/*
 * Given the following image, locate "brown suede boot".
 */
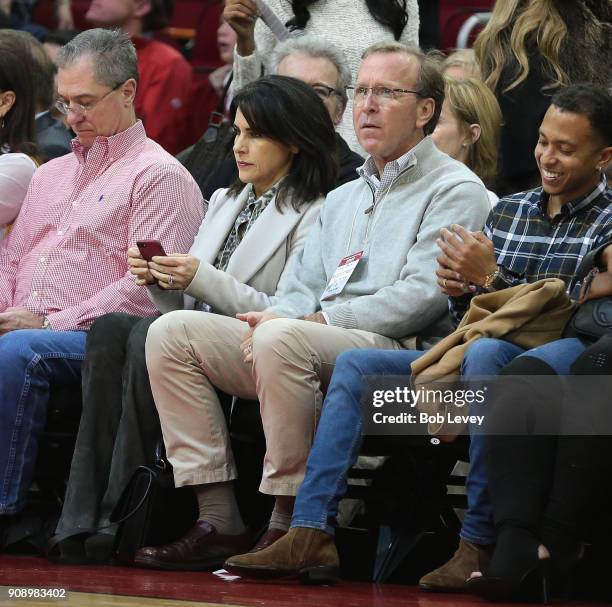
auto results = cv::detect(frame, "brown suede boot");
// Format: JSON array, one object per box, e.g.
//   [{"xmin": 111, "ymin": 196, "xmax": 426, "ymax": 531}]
[
  {"xmin": 224, "ymin": 527, "xmax": 340, "ymax": 584},
  {"xmin": 419, "ymin": 538, "xmax": 494, "ymax": 592}
]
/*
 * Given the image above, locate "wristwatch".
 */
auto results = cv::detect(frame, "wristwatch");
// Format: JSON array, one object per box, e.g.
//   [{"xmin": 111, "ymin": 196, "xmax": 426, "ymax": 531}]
[
  {"xmin": 483, "ymin": 267, "xmax": 505, "ymax": 292},
  {"xmin": 41, "ymin": 316, "xmax": 51, "ymax": 330}
]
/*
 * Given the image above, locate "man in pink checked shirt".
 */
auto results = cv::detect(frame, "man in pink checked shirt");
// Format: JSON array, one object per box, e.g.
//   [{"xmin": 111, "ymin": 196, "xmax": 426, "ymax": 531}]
[{"xmin": 0, "ymin": 28, "xmax": 204, "ymax": 525}]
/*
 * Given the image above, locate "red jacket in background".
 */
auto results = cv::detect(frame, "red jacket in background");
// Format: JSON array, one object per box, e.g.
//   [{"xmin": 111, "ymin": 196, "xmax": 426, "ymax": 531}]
[{"xmin": 134, "ymin": 36, "xmax": 193, "ymax": 155}]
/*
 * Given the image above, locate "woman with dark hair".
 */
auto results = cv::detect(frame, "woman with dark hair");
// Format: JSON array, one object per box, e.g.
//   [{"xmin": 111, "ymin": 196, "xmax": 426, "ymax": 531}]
[
  {"xmin": 50, "ymin": 75, "xmax": 337, "ymax": 565},
  {"xmin": 224, "ymin": 0, "xmax": 419, "ymax": 152},
  {"xmin": 0, "ymin": 30, "xmax": 38, "ymax": 240}
]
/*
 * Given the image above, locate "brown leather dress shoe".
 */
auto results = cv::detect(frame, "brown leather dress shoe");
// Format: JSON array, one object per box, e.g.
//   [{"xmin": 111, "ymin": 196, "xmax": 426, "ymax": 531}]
[
  {"xmin": 224, "ymin": 527, "xmax": 340, "ymax": 584},
  {"xmin": 134, "ymin": 520, "xmax": 252, "ymax": 571},
  {"xmin": 251, "ymin": 527, "xmax": 286, "ymax": 553},
  {"xmin": 418, "ymin": 538, "xmax": 494, "ymax": 592}
]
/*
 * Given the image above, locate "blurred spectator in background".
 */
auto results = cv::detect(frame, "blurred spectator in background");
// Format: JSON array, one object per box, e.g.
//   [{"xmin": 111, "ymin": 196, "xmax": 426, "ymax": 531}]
[
  {"xmin": 85, "ymin": 0, "xmax": 193, "ymax": 154},
  {"xmin": 0, "ymin": 30, "xmax": 38, "ymax": 241},
  {"xmin": 443, "ymin": 48, "xmax": 481, "ymax": 80},
  {"xmin": 211, "ymin": 18, "xmax": 237, "ymax": 114},
  {"xmin": 475, "ymin": 0, "xmax": 612, "ymax": 196},
  {"xmin": 188, "ymin": 15, "xmax": 237, "ymax": 147},
  {"xmin": 42, "ymin": 28, "xmax": 78, "ymax": 62},
  {"xmin": 6, "ymin": 29, "xmax": 73, "ymax": 160},
  {"xmin": 0, "ymin": 0, "xmax": 74, "ymax": 36},
  {"xmin": 432, "ymin": 77, "xmax": 502, "ymax": 204},
  {"xmin": 224, "ymin": 0, "xmax": 420, "ymax": 153},
  {"xmin": 272, "ymin": 36, "xmax": 363, "ymax": 184}
]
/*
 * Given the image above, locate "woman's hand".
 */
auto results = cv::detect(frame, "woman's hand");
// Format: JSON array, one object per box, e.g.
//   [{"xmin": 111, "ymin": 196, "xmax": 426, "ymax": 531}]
[
  {"xmin": 149, "ymin": 254, "xmax": 200, "ymax": 290},
  {"xmin": 127, "ymin": 246, "xmax": 156, "ymax": 286},
  {"xmin": 579, "ymin": 269, "xmax": 612, "ymax": 304},
  {"xmin": 223, "ymin": 0, "xmax": 258, "ymax": 56}
]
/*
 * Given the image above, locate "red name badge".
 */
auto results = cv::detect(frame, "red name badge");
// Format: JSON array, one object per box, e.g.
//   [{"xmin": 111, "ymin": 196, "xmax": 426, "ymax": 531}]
[{"xmin": 320, "ymin": 251, "xmax": 364, "ymax": 301}]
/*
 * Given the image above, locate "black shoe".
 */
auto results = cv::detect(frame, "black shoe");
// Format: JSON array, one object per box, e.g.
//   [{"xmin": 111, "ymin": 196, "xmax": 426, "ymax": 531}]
[
  {"xmin": 467, "ymin": 558, "xmax": 552, "ymax": 603},
  {"xmin": 84, "ymin": 533, "xmax": 115, "ymax": 564},
  {"xmin": 47, "ymin": 532, "xmax": 117, "ymax": 566}
]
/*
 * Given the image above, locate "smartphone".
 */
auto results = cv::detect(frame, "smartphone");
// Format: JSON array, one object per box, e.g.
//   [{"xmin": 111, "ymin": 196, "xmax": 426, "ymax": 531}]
[{"xmin": 136, "ymin": 239, "xmax": 167, "ymax": 261}]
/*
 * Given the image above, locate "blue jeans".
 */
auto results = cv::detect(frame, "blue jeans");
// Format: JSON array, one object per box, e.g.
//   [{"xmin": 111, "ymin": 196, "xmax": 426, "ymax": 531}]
[
  {"xmin": 0, "ymin": 329, "xmax": 86, "ymax": 515},
  {"xmin": 292, "ymin": 348, "xmax": 424, "ymax": 534},
  {"xmin": 459, "ymin": 337, "xmax": 587, "ymax": 545},
  {"xmin": 291, "ymin": 338, "xmax": 587, "ymax": 539}
]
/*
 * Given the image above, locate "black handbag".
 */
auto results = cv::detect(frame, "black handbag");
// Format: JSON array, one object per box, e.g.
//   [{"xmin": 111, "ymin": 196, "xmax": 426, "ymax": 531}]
[
  {"xmin": 563, "ymin": 240, "xmax": 612, "ymax": 342},
  {"xmin": 109, "ymin": 442, "xmax": 197, "ymax": 564},
  {"xmin": 181, "ymin": 74, "xmax": 236, "ymax": 198},
  {"xmin": 564, "ymin": 297, "xmax": 612, "ymax": 342}
]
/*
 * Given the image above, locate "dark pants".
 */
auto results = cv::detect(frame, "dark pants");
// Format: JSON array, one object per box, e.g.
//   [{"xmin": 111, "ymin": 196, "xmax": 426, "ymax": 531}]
[
  {"xmin": 486, "ymin": 335, "xmax": 612, "ymax": 557},
  {"xmin": 55, "ymin": 313, "xmax": 161, "ymax": 538}
]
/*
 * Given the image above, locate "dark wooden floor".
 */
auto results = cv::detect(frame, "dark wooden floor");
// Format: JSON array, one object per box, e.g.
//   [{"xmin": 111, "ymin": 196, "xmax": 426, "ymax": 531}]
[{"xmin": 1, "ymin": 556, "xmax": 609, "ymax": 607}]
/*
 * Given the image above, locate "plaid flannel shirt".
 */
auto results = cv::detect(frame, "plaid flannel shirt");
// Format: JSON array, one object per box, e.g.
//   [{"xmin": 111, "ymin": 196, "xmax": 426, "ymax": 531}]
[{"xmin": 449, "ymin": 177, "xmax": 612, "ymax": 326}]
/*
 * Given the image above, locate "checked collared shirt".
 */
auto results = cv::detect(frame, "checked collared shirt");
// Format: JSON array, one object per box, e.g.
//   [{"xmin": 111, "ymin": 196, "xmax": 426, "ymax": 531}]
[
  {"xmin": 0, "ymin": 120, "xmax": 204, "ymax": 331},
  {"xmin": 450, "ymin": 177, "xmax": 612, "ymax": 325}
]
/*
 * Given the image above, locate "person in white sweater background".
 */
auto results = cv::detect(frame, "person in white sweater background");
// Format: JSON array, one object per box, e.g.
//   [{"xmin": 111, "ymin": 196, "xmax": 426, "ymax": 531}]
[{"xmin": 224, "ymin": 0, "xmax": 420, "ymax": 153}]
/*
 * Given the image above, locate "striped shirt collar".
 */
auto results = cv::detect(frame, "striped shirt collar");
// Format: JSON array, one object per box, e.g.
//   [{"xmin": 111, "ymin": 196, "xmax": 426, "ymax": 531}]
[{"xmin": 536, "ymin": 175, "xmax": 608, "ymax": 218}]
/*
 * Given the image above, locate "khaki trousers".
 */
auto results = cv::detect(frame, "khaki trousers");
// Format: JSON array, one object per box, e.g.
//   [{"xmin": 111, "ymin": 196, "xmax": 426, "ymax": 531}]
[{"xmin": 145, "ymin": 311, "xmax": 402, "ymax": 495}]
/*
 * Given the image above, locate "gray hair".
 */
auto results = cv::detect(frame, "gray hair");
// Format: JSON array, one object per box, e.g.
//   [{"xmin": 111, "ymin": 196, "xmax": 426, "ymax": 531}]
[
  {"xmin": 270, "ymin": 34, "xmax": 351, "ymax": 108},
  {"xmin": 56, "ymin": 28, "xmax": 138, "ymax": 87}
]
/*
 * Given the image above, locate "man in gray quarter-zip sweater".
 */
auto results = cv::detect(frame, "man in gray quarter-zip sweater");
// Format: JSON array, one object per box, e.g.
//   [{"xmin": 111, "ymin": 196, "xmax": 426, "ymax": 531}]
[{"xmin": 141, "ymin": 43, "xmax": 491, "ymax": 570}]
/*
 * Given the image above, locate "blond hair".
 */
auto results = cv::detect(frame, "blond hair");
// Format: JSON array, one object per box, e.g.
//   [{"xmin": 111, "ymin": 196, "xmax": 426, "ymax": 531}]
[
  {"xmin": 444, "ymin": 77, "xmax": 502, "ymax": 187},
  {"xmin": 443, "ymin": 49, "xmax": 481, "ymax": 79},
  {"xmin": 474, "ymin": 0, "xmax": 569, "ymax": 93}
]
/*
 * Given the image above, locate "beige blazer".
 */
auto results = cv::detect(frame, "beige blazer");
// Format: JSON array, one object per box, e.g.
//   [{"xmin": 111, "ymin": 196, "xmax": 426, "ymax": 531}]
[{"xmin": 148, "ymin": 186, "xmax": 323, "ymax": 317}]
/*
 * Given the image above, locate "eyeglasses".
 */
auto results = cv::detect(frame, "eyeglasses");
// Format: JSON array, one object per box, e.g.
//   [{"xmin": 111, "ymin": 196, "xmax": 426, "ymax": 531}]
[
  {"xmin": 346, "ymin": 86, "xmax": 421, "ymax": 103},
  {"xmin": 311, "ymin": 83, "xmax": 341, "ymax": 100},
  {"xmin": 55, "ymin": 82, "xmax": 124, "ymax": 117}
]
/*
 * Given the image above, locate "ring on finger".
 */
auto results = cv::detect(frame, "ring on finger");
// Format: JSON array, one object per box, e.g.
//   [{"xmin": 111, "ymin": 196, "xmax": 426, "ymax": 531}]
[
  {"xmin": 167, "ymin": 273, "xmax": 174, "ymax": 286},
  {"xmin": 443, "ymin": 279, "xmax": 447, "ymax": 288}
]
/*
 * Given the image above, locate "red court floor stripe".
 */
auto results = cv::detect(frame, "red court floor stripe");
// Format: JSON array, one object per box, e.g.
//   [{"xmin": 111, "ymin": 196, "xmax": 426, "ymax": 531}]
[{"xmin": 0, "ymin": 556, "xmax": 607, "ymax": 607}]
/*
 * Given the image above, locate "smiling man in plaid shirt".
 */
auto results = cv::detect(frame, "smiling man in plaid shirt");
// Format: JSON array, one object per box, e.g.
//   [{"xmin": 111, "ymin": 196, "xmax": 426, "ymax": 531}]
[
  {"xmin": 0, "ymin": 29, "xmax": 204, "ymax": 525},
  {"xmin": 421, "ymin": 83, "xmax": 612, "ymax": 591}
]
